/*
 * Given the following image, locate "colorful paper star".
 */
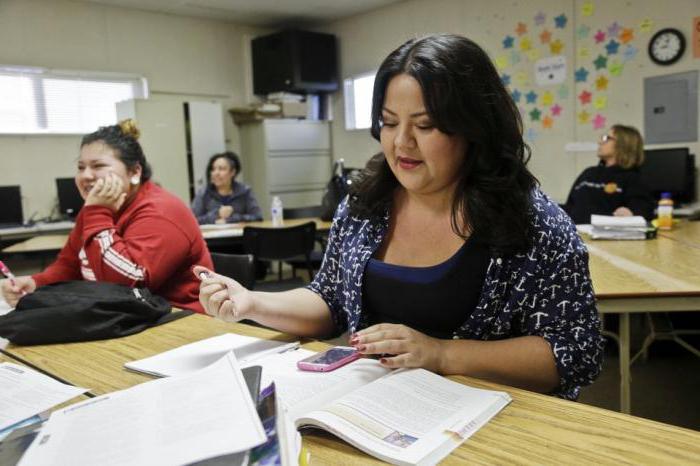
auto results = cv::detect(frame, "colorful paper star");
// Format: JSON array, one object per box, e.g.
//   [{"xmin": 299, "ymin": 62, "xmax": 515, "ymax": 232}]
[
  {"xmin": 581, "ymin": 1, "xmax": 594, "ymax": 16},
  {"xmin": 494, "ymin": 55, "xmax": 509, "ymax": 70},
  {"xmin": 592, "ymin": 113, "xmax": 606, "ymax": 130},
  {"xmin": 607, "ymin": 22, "xmax": 621, "ymax": 38},
  {"xmin": 520, "ymin": 37, "xmax": 532, "ymax": 51},
  {"xmin": 593, "ymin": 55, "xmax": 608, "ymax": 70},
  {"xmin": 622, "ymin": 45, "xmax": 638, "ymax": 62},
  {"xmin": 534, "ymin": 11, "xmax": 546, "ymax": 26},
  {"xmin": 525, "ymin": 127, "xmax": 538, "ymax": 143},
  {"xmin": 510, "ymin": 50, "xmax": 521, "ymax": 65},
  {"xmin": 578, "ymin": 47, "xmax": 590, "ymax": 59},
  {"xmin": 526, "ymin": 49, "xmax": 540, "ymax": 61},
  {"xmin": 530, "ymin": 108, "xmax": 542, "ymax": 121},
  {"xmin": 619, "ymin": 28, "xmax": 634, "ymax": 44},
  {"xmin": 575, "ymin": 67, "xmax": 589, "ymax": 82},
  {"xmin": 640, "ymin": 19, "xmax": 653, "ymax": 33},
  {"xmin": 595, "ymin": 75, "xmax": 609, "ymax": 91},
  {"xmin": 503, "ymin": 35, "xmax": 515, "ymax": 49},
  {"xmin": 609, "ymin": 60, "xmax": 624, "ymax": 76},
  {"xmin": 593, "ymin": 95, "xmax": 608, "ymax": 110},
  {"xmin": 578, "ymin": 90, "xmax": 592, "ymax": 105},
  {"xmin": 551, "ymin": 104, "xmax": 563, "ymax": 116},
  {"xmin": 605, "ymin": 40, "xmax": 620, "ymax": 55},
  {"xmin": 542, "ymin": 115, "xmax": 553, "ymax": 129},
  {"xmin": 550, "ymin": 39, "xmax": 564, "ymax": 55},
  {"xmin": 526, "ymin": 91, "xmax": 538, "ymax": 104},
  {"xmin": 516, "ymin": 22, "xmax": 528, "ymax": 36},
  {"xmin": 539, "ymin": 29, "xmax": 552, "ymax": 44},
  {"xmin": 577, "ymin": 24, "xmax": 591, "ymax": 39},
  {"xmin": 541, "ymin": 91, "xmax": 554, "ymax": 106},
  {"xmin": 554, "ymin": 14, "xmax": 567, "ymax": 29},
  {"xmin": 558, "ymin": 85, "xmax": 569, "ymax": 99},
  {"xmin": 578, "ymin": 110, "xmax": 591, "ymax": 124},
  {"xmin": 515, "ymin": 71, "xmax": 529, "ymax": 86},
  {"xmin": 594, "ymin": 30, "xmax": 606, "ymax": 44},
  {"xmin": 511, "ymin": 89, "xmax": 522, "ymax": 103},
  {"xmin": 501, "ymin": 74, "xmax": 511, "ymax": 86}
]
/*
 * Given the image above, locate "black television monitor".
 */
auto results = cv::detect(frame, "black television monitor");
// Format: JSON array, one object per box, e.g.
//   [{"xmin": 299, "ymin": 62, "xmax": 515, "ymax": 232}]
[
  {"xmin": 56, "ymin": 178, "xmax": 84, "ymax": 219},
  {"xmin": 0, "ymin": 185, "xmax": 23, "ymax": 227},
  {"xmin": 639, "ymin": 148, "xmax": 696, "ymax": 205}
]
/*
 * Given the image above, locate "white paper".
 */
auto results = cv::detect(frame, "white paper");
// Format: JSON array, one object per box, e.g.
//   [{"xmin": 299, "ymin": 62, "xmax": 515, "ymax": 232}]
[
  {"xmin": 590, "ymin": 214, "xmax": 647, "ymax": 228},
  {"xmin": 19, "ymin": 352, "xmax": 266, "ymax": 466},
  {"xmin": 125, "ymin": 333, "xmax": 299, "ymax": 377},
  {"xmin": 0, "ymin": 363, "xmax": 87, "ymax": 432},
  {"xmin": 534, "ymin": 55, "xmax": 566, "ymax": 85}
]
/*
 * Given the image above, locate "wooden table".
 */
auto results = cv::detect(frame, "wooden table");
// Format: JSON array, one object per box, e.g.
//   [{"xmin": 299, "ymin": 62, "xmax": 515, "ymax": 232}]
[
  {"xmin": 5, "ymin": 313, "xmax": 700, "ymax": 465},
  {"xmin": 585, "ymin": 222, "xmax": 700, "ymax": 414}
]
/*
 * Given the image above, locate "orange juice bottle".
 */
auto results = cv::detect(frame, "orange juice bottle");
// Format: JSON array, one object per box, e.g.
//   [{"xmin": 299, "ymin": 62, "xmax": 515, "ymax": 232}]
[{"xmin": 657, "ymin": 192, "xmax": 674, "ymax": 230}]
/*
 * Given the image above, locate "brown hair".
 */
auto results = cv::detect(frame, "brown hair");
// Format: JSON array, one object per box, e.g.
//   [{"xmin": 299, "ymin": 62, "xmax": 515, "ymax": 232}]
[{"xmin": 612, "ymin": 124, "xmax": 644, "ymax": 169}]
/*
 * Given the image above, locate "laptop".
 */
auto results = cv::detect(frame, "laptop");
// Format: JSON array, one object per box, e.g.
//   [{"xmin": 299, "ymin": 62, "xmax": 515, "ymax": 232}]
[{"xmin": 0, "ymin": 186, "xmax": 23, "ymax": 228}]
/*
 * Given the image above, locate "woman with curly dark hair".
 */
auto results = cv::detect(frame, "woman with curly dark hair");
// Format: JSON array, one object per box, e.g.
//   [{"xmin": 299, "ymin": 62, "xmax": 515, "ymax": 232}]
[{"xmin": 197, "ymin": 34, "xmax": 603, "ymax": 400}]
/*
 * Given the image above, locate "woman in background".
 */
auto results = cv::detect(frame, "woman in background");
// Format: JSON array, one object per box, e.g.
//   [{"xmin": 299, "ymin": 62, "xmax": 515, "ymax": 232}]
[
  {"xmin": 1, "ymin": 119, "xmax": 212, "ymax": 312},
  {"xmin": 191, "ymin": 151, "xmax": 263, "ymax": 224},
  {"xmin": 564, "ymin": 124, "xmax": 654, "ymax": 224}
]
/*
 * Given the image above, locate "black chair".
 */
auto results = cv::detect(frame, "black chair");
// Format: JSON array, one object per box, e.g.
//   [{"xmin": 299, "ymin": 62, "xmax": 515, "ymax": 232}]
[
  {"xmin": 210, "ymin": 253, "xmax": 256, "ymax": 290},
  {"xmin": 243, "ymin": 221, "xmax": 316, "ymax": 291},
  {"xmin": 282, "ymin": 206, "xmax": 326, "ymax": 277}
]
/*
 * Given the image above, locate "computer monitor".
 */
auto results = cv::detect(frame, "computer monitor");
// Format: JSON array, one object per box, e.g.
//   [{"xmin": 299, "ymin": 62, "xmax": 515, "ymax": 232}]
[
  {"xmin": 56, "ymin": 178, "xmax": 84, "ymax": 219},
  {"xmin": 0, "ymin": 185, "xmax": 23, "ymax": 227},
  {"xmin": 639, "ymin": 148, "xmax": 696, "ymax": 205}
]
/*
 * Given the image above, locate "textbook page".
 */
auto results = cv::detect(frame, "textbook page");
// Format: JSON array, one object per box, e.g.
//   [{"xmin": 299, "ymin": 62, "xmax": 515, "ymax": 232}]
[
  {"xmin": 19, "ymin": 352, "xmax": 266, "ymax": 466},
  {"xmin": 125, "ymin": 333, "xmax": 299, "ymax": 377},
  {"xmin": 0, "ymin": 363, "xmax": 87, "ymax": 432},
  {"xmin": 296, "ymin": 368, "xmax": 511, "ymax": 466}
]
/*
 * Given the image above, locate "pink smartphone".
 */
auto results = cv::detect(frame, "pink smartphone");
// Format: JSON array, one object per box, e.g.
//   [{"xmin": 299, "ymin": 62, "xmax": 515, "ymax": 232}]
[{"xmin": 297, "ymin": 346, "xmax": 361, "ymax": 372}]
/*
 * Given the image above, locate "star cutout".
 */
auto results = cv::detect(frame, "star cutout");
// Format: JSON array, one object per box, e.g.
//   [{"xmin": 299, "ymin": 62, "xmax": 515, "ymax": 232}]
[
  {"xmin": 515, "ymin": 71, "xmax": 529, "ymax": 86},
  {"xmin": 542, "ymin": 115, "xmax": 553, "ymax": 129},
  {"xmin": 578, "ymin": 90, "xmax": 592, "ymax": 105},
  {"xmin": 593, "ymin": 55, "xmax": 608, "ymax": 70},
  {"xmin": 595, "ymin": 75, "xmax": 609, "ymax": 91},
  {"xmin": 592, "ymin": 113, "xmax": 606, "ymax": 130},
  {"xmin": 594, "ymin": 95, "xmax": 607, "ymax": 110},
  {"xmin": 511, "ymin": 89, "xmax": 522, "ymax": 103},
  {"xmin": 541, "ymin": 91, "xmax": 554, "ymax": 106},
  {"xmin": 550, "ymin": 39, "xmax": 564, "ymax": 55},
  {"xmin": 640, "ymin": 19, "xmax": 653, "ymax": 33},
  {"xmin": 525, "ymin": 127, "xmax": 538, "ymax": 143},
  {"xmin": 520, "ymin": 37, "xmax": 532, "ymax": 51},
  {"xmin": 530, "ymin": 108, "xmax": 542, "ymax": 121},
  {"xmin": 534, "ymin": 11, "xmax": 546, "ymax": 26},
  {"xmin": 516, "ymin": 22, "xmax": 528, "ymax": 36},
  {"xmin": 554, "ymin": 14, "xmax": 567, "ymax": 29},
  {"xmin": 539, "ymin": 29, "xmax": 552, "ymax": 44},
  {"xmin": 609, "ymin": 60, "xmax": 624, "ymax": 76},
  {"xmin": 619, "ymin": 28, "xmax": 634, "ymax": 44},
  {"xmin": 558, "ymin": 85, "xmax": 569, "ymax": 99},
  {"xmin": 501, "ymin": 74, "xmax": 511, "ymax": 86},
  {"xmin": 577, "ymin": 24, "xmax": 590, "ymax": 39},
  {"xmin": 578, "ymin": 47, "xmax": 590, "ymax": 59},
  {"xmin": 503, "ymin": 35, "xmax": 515, "ymax": 49},
  {"xmin": 527, "ymin": 49, "xmax": 540, "ymax": 61},
  {"xmin": 494, "ymin": 55, "xmax": 509, "ymax": 70},
  {"xmin": 510, "ymin": 50, "xmax": 521, "ymax": 65},
  {"xmin": 607, "ymin": 22, "xmax": 621, "ymax": 37},
  {"xmin": 551, "ymin": 104, "xmax": 563, "ymax": 116},
  {"xmin": 526, "ymin": 91, "xmax": 538, "ymax": 104},
  {"xmin": 605, "ymin": 40, "xmax": 620, "ymax": 55},
  {"xmin": 594, "ymin": 30, "xmax": 606, "ymax": 44},
  {"xmin": 578, "ymin": 110, "xmax": 591, "ymax": 124},
  {"xmin": 581, "ymin": 1, "xmax": 594, "ymax": 16},
  {"xmin": 575, "ymin": 67, "xmax": 589, "ymax": 82}
]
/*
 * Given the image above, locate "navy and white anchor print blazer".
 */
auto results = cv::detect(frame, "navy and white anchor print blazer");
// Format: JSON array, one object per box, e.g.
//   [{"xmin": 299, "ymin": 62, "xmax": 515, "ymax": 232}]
[{"xmin": 307, "ymin": 189, "xmax": 604, "ymax": 400}]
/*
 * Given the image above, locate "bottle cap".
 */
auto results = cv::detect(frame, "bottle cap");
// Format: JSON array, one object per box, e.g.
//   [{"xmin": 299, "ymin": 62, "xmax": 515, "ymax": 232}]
[{"xmin": 660, "ymin": 192, "xmax": 672, "ymax": 199}]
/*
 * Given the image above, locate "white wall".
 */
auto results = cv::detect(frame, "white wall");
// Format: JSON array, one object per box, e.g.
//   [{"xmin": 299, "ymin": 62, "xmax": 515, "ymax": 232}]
[
  {"xmin": 0, "ymin": 0, "xmax": 264, "ymax": 218},
  {"xmin": 319, "ymin": 0, "xmax": 700, "ymax": 202}
]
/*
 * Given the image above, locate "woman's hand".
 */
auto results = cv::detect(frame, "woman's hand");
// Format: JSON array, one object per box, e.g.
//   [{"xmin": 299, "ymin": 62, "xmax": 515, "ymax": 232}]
[
  {"xmin": 613, "ymin": 206, "xmax": 633, "ymax": 217},
  {"xmin": 218, "ymin": 205, "xmax": 234, "ymax": 220},
  {"xmin": 84, "ymin": 172, "xmax": 127, "ymax": 212},
  {"xmin": 194, "ymin": 266, "xmax": 255, "ymax": 322},
  {"xmin": 1, "ymin": 276, "xmax": 37, "ymax": 307},
  {"xmin": 351, "ymin": 323, "xmax": 446, "ymax": 373}
]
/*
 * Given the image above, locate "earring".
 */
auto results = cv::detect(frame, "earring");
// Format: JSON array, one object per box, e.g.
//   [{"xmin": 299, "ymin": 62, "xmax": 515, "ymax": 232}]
[{"xmin": 130, "ymin": 176, "xmax": 140, "ymax": 185}]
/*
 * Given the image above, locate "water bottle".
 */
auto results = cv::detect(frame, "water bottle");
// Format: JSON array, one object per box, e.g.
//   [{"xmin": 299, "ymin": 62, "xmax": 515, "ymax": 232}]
[
  {"xmin": 271, "ymin": 196, "xmax": 284, "ymax": 227},
  {"xmin": 657, "ymin": 192, "xmax": 674, "ymax": 230}
]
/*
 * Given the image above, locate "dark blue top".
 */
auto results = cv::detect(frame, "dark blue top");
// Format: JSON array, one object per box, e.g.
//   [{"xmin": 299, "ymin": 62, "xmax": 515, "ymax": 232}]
[
  {"xmin": 191, "ymin": 181, "xmax": 263, "ymax": 224},
  {"xmin": 307, "ymin": 189, "xmax": 604, "ymax": 400}
]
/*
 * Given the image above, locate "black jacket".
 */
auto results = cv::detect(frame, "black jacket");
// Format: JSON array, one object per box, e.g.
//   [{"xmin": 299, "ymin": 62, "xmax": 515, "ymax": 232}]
[{"xmin": 564, "ymin": 163, "xmax": 655, "ymax": 224}]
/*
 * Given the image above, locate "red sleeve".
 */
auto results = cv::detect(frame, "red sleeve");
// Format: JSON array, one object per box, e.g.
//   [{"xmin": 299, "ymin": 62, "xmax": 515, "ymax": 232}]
[
  {"xmin": 32, "ymin": 226, "xmax": 83, "ymax": 287},
  {"xmin": 80, "ymin": 205, "xmax": 192, "ymax": 290}
]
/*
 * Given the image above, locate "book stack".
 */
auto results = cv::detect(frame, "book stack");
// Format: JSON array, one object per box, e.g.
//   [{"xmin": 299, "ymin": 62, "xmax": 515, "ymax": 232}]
[{"xmin": 590, "ymin": 214, "xmax": 651, "ymax": 240}]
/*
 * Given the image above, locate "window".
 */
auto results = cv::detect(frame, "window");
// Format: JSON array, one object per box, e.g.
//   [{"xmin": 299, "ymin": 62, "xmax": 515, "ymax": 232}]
[
  {"xmin": 343, "ymin": 72, "xmax": 375, "ymax": 130},
  {"xmin": 0, "ymin": 66, "xmax": 148, "ymax": 134}
]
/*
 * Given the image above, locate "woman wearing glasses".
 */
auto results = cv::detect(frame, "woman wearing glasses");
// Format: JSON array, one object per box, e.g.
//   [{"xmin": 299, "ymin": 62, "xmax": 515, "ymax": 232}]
[{"xmin": 564, "ymin": 124, "xmax": 654, "ymax": 224}]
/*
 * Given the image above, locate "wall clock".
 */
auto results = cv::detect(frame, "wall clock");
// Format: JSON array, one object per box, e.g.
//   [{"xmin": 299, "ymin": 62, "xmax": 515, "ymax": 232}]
[{"xmin": 648, "ymin": 28, "xmax": 686, "ymax": 65}]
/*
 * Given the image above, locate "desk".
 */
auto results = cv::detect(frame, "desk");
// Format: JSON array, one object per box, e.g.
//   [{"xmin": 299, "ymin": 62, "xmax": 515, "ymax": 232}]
[
  {"xmin": 0, "ymin": 221, "xmax": 75, "ymax": 242},
  {"xmin": 5, "ymin": 313, "xmax": 700, "ymax": 465},
  {"xmin": 585, "ymin": 228, "xmax": 700, "ymax": 414}
]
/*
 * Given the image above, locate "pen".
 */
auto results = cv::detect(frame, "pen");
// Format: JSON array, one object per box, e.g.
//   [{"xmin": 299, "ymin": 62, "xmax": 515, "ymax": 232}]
[{"xmin": 0, "ymin": 260, "xmax": 27, "ymax": 296}]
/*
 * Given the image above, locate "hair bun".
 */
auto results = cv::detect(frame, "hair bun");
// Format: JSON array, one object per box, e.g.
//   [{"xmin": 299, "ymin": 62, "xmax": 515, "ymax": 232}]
[{"xmin": 118, "ymin": 119, "xmax": 141, "ymax": 140}]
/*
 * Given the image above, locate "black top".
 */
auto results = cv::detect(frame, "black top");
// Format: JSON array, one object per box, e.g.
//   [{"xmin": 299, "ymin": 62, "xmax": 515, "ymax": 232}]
[
  {"xmin": 564, "ymin": 162, "xmax": 655, "ymax": 224},
  {"xmin": 362, "ymin": 236, "xmax": 490, "ymax": 339}
]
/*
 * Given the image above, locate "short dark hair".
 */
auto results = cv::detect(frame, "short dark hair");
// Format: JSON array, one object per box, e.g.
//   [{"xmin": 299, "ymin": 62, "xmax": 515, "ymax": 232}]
[
  {"xmin": 80, "ymin": 119, "xmax": 152, "ymax": 182},
  {"xmin": 206, "ymin": 151, "xmax": 241, "ymax": 184},
  {"xmin": 350, "ymin": 34, "xmax": 538, "ymax": 254}
]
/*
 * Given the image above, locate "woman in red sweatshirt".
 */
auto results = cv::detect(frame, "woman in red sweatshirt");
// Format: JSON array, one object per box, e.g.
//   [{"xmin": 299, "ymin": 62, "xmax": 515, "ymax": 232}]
[{"xmin": 1, "ymin": 119, "xmax": 213, "ymax": 312}]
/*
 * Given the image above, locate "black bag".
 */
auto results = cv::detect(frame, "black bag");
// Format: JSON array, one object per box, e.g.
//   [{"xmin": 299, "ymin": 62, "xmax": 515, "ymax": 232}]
[
  {"xmin": 320, "ymin": 159, "xmax": 353, "ymax": 221},
  {"xmin": 0, "ymin": 281, "xmax": 193, "ymax": 345}
]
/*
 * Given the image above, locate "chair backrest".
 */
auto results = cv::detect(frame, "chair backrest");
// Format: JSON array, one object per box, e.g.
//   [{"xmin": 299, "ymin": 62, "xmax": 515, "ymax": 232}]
[
  {"xmin": 210, "ymin": 253, "xmax": 256, "ymax": 290},
  {"xmin": 283, "ymin": 205, "xmax": 322, "ymax": 219},
  {"xmin": 243, "ymin": 221, "xmax": 316, "ymax": 263}
]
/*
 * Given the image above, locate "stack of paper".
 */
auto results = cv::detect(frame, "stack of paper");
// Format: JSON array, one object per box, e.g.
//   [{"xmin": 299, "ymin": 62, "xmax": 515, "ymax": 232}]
[{"xmin": 589, "ymin": 215, "xmax": 649, "ymax": 240}]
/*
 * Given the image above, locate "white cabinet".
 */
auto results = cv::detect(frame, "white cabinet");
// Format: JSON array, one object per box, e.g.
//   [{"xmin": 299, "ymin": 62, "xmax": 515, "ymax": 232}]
[{"xmin": 239, "ymin": 119, "xmax": 331, "ymax": 218}]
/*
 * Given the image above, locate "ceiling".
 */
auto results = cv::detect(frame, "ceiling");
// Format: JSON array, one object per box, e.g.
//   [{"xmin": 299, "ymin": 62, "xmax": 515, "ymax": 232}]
[{"xmin": 81, "ymin": 0, "xmax": 404, "ymax": 27}]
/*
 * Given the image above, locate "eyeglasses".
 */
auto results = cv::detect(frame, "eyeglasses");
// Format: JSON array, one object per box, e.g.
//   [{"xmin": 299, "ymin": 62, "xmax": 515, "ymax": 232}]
[{"xmin": 600, "ymin": 134, "xmax": 616, "ymax": 143}]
